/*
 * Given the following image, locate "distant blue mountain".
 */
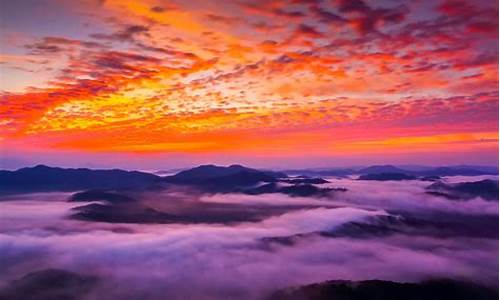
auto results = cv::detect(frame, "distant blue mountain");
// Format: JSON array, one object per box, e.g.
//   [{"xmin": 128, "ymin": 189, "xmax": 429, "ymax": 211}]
[
  {"xmin": 163, "ymin": 164, "xmax": 287, "ymax": 187},
  {"xmin": 0, "ymin": 165, "xmax": 162, "ymax": 193},
  {"xmin": 358, "ymin": 173, "xmax": 417, "ymax": 181},
  {"xmin": 281, "ymin": 168, "xmax": 357, "ymax": 177},
  {"xmin": 283, "ymin": 164, "xmax": 498, "ymax": 177},
  {"xmin": 358, "ymin": 165, "xmax": 409, "ymax": 174},
  {"xmin": 415, "ymin": 167, "xmax": 497, "ymax": 176},
  {"xmin": 1, "ymin": 163, "xmax": 496, "ymax": 194},
  {"xmin": 0, "ymin": 164, "xmax": 287, "ymax": 194}
]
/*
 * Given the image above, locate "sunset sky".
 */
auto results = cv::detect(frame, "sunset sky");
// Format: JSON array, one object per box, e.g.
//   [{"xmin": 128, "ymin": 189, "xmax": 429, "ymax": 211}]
[{"xmin": 0, "ymin": 0, "xmax": 498, "ymax": 169}]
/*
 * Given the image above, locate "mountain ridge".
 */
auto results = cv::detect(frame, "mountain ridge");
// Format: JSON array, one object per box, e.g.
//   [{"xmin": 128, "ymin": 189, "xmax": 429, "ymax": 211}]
[{"xmin": 1, "ymin": 164, "xmax": 497, "ymax": 194}]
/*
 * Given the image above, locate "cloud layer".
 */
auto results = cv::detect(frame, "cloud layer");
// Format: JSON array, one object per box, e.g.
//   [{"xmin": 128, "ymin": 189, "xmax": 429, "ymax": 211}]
[{"xmin": 0, "ymin": 176, "xmax": 497, "ymax": 299}]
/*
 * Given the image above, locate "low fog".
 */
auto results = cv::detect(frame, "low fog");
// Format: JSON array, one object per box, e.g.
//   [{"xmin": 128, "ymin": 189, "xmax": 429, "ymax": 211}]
[{"xmin": 0, "ymin": 176, "xmax": 498, "ymax": 300}]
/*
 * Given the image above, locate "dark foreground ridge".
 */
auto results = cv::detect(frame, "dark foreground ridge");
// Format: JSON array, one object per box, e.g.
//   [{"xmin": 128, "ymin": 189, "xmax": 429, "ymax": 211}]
[
  {"xmin": 267, "ymin": 279, "xmax": 498, "ymax": 300},
  {"xmin": 0, "ymin": 269, "xmax": 98, "ymax": 300}
]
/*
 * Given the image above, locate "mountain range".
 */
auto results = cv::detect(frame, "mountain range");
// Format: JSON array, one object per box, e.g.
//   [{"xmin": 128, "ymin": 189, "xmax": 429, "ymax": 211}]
[
  {"xmin": 0, "ymin": 165, "xmax": 161, "ymax": 193},
  {"xmin": 0, "ymin": 164, "xmax": 497, "ymax": 194},
  {"xmin": 283, "ymin": 164, "xmax": 498, "ymax": 177}
]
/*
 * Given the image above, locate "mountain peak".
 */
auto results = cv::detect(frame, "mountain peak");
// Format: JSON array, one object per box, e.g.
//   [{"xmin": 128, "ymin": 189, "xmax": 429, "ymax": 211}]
[{"xmin": 32, "ymin": 164, "xmax": 52, "ymax": 169}]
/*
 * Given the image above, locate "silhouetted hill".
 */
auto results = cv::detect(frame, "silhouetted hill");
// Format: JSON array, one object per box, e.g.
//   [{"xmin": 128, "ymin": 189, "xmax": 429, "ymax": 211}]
[
  {"xmin": 68, "ymin": 190, "xmax": 137, "ymax": 203},
  {"xmin": 267, "ymin": 279, "xmax": 498, "ymax": 300},
  {"xmin": 418, "ymin": 167, "xmax": 497, "ymax": 176},
  {"xmin": 0, "ymin": 165, "xmax": 162, "ymax": 193},
  {"xmin": 0, "ymin": 269, "xmax": 98, "ymax": 300},
  {"xmin": 1, "ymin": 164, "xmax": 495, "ymax": 195},
  {"xmin": 358, "ymin": 165, "xmax": 408, "ymax": 174},
  {"xmin": 67, "ymin": 190, "xmax": 315, "ymax": 224},
  {"xmin": 280, "ymin": 177, "xmax": 330, "ymax": 184},
  {"xmin": 360, "ymin": 165, "xmax": 498, "ymax": 176},
  {"xmin": 426, "ymin": 179, "xmax": 499, "ymax": 201},
  {"xmin": 261, "ymin": 212, "xmax": 498, "ymax": 246},
  {"xmin": 205, "ymin": 170, "xmax": 278, "ymax": 186},
  {"xmin": 70, "ymin": 202, "xmax": 177, "ymax": 224},
  {"xmin": 282, "ymin": 168, "xmax": 357, "ymax": 177},
  {"xmin": 244, "ymin": 183, "xmax": 344, "ymax": 197},
  {"xmin": 451, "ymin": 165, "xmax": 499, "ymax": 173},
  {"xmin": 279, "ymin": 184, "xmax": 343, "ymax": 197},
  {"xmin": 283, "ymin": 165, "xmax": 498, "ymax": 177},
  {"xmin": 419, "ymin": 175, "xmax": 441, "ymax": 181},
  {"xmin": 358, "ymin": 173, "xmax": 417, "ymax": 181},
  {"xmin": 163, "ymin": 164, "xmax": 287, "ymax": 191},
  {"xmin": 166, "ymin": 164, "xmax": 286, "ymax": 182}
]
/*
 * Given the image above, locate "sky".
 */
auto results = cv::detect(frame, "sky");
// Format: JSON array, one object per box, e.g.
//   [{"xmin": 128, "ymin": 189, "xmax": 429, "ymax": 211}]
[
  {"xmin": 0, "ymin": 0, "xmax": 498, "ymax": 169},
  {"xmin": 0, "ymin": 178, "xmax": 498, "ymax": 299}
]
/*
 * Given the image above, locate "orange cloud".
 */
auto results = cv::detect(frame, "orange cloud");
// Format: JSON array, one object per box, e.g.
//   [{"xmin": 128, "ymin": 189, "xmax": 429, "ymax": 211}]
[{"xmin": 0, "ymin": 0, "xmax": 497, "ymax": 164}]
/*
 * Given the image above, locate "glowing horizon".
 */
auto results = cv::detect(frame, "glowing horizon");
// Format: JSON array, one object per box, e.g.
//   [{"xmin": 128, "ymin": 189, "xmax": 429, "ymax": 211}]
[{"xmin": 0, "ymin": 0, "xmax": 498, "ymax": 169}]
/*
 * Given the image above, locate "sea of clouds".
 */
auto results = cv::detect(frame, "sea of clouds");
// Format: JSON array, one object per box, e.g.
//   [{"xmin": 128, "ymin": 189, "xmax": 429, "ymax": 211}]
[{"xmin": 0, "ymin": 176, "xmax": 498, "ymax": 299}]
